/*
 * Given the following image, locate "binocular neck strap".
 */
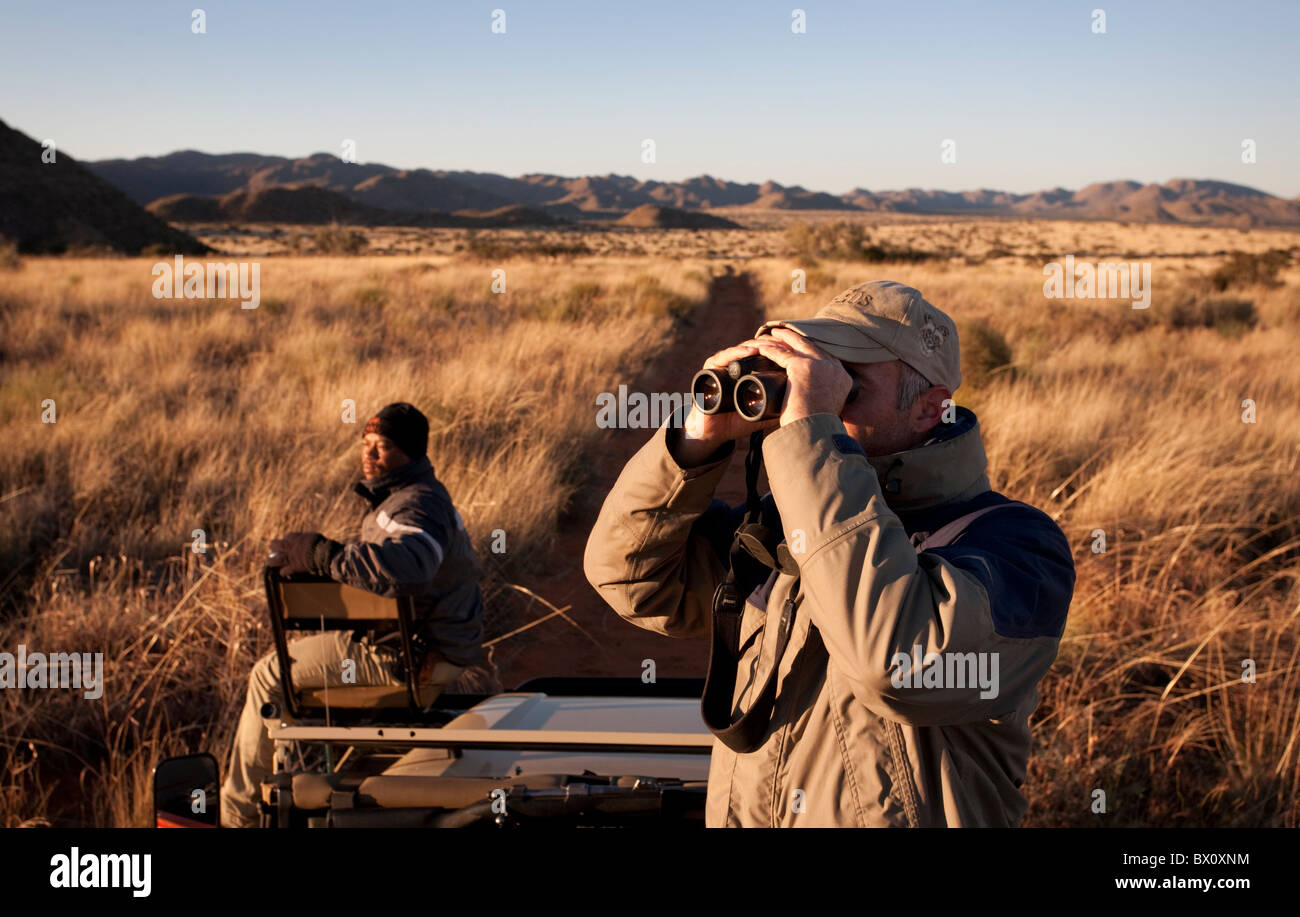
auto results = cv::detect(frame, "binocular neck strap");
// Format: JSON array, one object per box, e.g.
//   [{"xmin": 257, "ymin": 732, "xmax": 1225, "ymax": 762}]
[
  {"xmin": 711, "ymin": 430, "xmax": 767, "ymax": 621},
  {"xmin": 703, "ymin": 429, "xmax": 803, "ymax": 753},
  {"xmin": 742, "ymin": 429, "xmax": 764, "ymax": 523}
]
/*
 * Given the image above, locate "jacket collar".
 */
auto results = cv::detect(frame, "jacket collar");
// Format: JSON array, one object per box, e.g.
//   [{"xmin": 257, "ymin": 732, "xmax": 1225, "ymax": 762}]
[
  {"xmin": 866, "ymin": 406, "xmax": 990, "ymax": 512},
  {"xmin": 353, "ymin": 455, "xmax": 434, "ymax": 508}
]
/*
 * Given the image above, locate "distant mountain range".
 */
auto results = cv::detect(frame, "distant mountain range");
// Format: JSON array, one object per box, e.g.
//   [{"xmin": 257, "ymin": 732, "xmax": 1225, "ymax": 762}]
[
  {"xmin": 10, "ymin": 110, "xmax": 1294, "ymax": 257},
  {"xmin": 82, "ymin": 149, "xmax": 1300, "ymax": 228}
]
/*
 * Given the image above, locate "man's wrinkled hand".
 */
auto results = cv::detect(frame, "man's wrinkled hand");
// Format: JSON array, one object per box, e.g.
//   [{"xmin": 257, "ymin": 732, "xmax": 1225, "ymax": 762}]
[
  {"xmin": 674, "ymin": 340, "xmax": 781, "ymax": 468},
  {"xmin": 750, "ymin": 328, "xmax": 854, "ymax": 426},
  {"xmin": 268, "ymin": 531, "xmax": 320, "ymax": 576}
]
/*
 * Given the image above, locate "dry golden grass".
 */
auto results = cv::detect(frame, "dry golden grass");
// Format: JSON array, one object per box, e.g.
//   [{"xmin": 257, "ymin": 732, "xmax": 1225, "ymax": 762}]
[
  {"xmin": 0, "ymin": 252, "xmax": 706, "ymax": 825},
  {"xmin": 2, "ymin": 218, "xmax": 1298, "ymax": 826}
]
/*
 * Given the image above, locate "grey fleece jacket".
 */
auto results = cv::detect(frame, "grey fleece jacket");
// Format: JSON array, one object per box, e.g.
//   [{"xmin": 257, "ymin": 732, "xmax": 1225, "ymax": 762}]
[{"xmin": 308, "ymin": 456, "xmax": 487, "ymax": 668}]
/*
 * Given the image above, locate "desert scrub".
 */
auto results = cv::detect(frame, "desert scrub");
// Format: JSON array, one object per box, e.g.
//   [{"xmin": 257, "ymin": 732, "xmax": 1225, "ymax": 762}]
[
  {"xmin": 1209, "ymin": 249, "xmax": 1289, "ymax": 291},
  {"xmin": 785, "ymin": 220, "xmax": 872, "ymax": 262},
  {"xmin": 957, "ymin": 318, "xmax": 1014, "ymax": 386},
  {"xmin": 785, "ymin": 220, "xmax": 938, "ymax": 264},
  {"xmin": 0, "ymin": 239, "xmax": 22, "ymax": 270},
  {"xmin": 313, "ymin": 225, "xmax": 368, "ymax": 255},
  {"xmin": 462, "ymin": 231, "xmax": 590, "ymax": 261},
  {"xmin": 536, "ymin": 280, "xmax": 604, "ymax": 321},
  {"xmin": 426, "ymin": 288, "xmax": 456, "ymax": 312},
  {"xmin": 616, "ymin": 274, "xmax": 693, "ymax": 320},
  {"xmin": 1166, "ymin": 296, "xmax": 1257, "ymax": 335},
  {"xmin": 353, "ymin": 286, "xmax": 388, "ymax": 309}
]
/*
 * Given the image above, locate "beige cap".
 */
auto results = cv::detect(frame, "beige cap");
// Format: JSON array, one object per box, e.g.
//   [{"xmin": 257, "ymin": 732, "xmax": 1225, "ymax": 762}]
[{"xmin": 757, "ymin": 280, "xmax": 961, "ymax": 392}]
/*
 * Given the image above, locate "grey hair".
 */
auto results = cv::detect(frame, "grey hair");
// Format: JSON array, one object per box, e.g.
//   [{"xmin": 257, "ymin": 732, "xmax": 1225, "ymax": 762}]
[{"xmin": 896, "ymin": 362, "xmax": 933, "ymax": 411}]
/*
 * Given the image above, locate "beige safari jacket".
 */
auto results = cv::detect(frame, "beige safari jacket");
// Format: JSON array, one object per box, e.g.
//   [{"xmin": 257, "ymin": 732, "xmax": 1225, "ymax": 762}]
[{"xmin": 584, "ymin": 408, "xmax": 1075, "ymax": 827}]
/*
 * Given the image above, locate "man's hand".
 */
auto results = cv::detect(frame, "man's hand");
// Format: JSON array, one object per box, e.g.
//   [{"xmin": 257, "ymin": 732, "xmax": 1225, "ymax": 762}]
[
  {"xmin": 750, "ymin": 328, "xmax": 854, "ymax": 426},
  {"xmin": 268, "ymin": 531, "xmax": 321, "ymax": 576},
  {"xmin": 675, "ymin": 330, "xmax": 854, "ymax": 466},
  {"xmin": 674, "ymin": 341, "xmax": 782, "ymax": 467}
]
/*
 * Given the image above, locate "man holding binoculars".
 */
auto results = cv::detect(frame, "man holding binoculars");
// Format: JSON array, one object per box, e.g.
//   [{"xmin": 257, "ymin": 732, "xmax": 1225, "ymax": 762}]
[{"xmin": 585, "ymin": 280, "xmax": 1075, "ymax": 827}]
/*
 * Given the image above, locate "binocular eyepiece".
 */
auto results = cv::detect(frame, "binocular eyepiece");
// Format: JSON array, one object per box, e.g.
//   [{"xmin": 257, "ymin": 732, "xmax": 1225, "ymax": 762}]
[{"xmin": 692, "ymin": 355, "xmax": 786, "ymax": 422}]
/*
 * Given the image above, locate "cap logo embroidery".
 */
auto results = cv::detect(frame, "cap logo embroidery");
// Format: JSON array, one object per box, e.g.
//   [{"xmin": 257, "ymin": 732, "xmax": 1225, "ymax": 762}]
[
  {"xmin": 920, "ymin": 315, "xmax": 948, "ymax": 354},
  {"xmin": 832, "ymin": 288, "xmax": 873, "ymax": 309}
]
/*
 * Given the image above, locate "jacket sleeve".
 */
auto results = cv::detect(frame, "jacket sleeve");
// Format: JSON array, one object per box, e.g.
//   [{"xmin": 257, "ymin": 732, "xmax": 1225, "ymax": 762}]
[
  {"xmin": 583, "ymin": 421, "xmax": 740, "ymax": 639},
  {"xmin": 763, "ymin": 413, "xmax": 1075, "ymax": 726},
  {"xmin": 320, "ymin": 502, "xmax": 450, "ymax": 598}
]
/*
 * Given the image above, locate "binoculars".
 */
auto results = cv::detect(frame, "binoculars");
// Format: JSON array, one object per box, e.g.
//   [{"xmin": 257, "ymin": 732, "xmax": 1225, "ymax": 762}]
[
  {"xmin": 692, "ymin": 355, "xmax": 787, "ymax": 422},
  {"xmin": 691, "ymin": 353, "xmax": 863, "ymax": 421}
]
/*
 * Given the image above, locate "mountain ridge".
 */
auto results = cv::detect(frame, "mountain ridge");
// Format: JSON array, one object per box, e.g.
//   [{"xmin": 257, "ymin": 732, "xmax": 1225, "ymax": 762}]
[{"xmin": 81, "ymin": 148, "xmax": 1300, "ymax": 228}]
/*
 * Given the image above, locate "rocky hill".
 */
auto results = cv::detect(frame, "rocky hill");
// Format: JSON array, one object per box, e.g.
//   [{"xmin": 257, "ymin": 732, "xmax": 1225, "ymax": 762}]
[
  {"xmin": 615, "ymin": 204, "xmax": 741, "ymax": 229},
  {"xmin": 0, "ymin": 119, "xmax": 207, "ymax": 254}
]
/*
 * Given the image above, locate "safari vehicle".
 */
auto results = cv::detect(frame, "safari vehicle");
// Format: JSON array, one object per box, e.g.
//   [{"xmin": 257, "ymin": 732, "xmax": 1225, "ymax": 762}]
[{"xmin": 153, "ymin": 568, "xmax": 713, "ymax": 828}]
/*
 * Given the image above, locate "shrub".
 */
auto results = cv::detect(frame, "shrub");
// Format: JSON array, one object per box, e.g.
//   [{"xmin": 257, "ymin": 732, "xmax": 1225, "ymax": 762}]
[
  {"xmin": 861, "ymin": 242, "xmax": 936, "ymax": 264},
  {"xmin": 0, "ymin": 239, "xmax": 23, "ymax": 270},
  {"xmin": 785, "ymin": 221, "xmax": 871, "ymax": 262},
  {"xmin": 537, "ymin": 281, "xmax": 604, "ymax": 321},
  {"xmin": 531, "ymin": 240, "xmax": 591, "ymax": 258},
  {"xmin": 1210, "ymin": 250, "xmax": 1289, "ymax": 292},
  {"xmin": 785, "ymin": 220, "xmax": 936, "ymax": 263},
  {"xmin": 1167, "ymin": 296, "xmax": 1257, "ymax": 335},
  {"xmin": 427, "ymin": 289, "xmax": 456, "ymax": 312},
  {"xmin": 463, "ymin": 231, "xmax": 590, "ymax": 261},
  {"xmin": 957, "ymin": 319, "xmax": 1014, "ymax": 387},
  {"xmin": 313, "ymin": 225, "xmax": 368, "ymax": 255},
  {"xmin": 461, "ymin": 233, "xmax": 510, "ymax": 260},
  {"xmin": 804, "ymin": 265, "xmax": 838, "ymax": 290},
  {"xmin": 617, "ymin": 275, "xmax": 693, "ymax": 320},
  {"xmin": 353, "ymin": 286, "xmax": 387, "ymax": 309}
]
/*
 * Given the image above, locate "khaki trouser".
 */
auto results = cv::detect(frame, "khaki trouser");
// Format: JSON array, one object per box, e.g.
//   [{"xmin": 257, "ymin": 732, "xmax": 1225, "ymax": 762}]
[{"xmin": 220, "ymin": 630, "xmax": 464, "ymax": 828}]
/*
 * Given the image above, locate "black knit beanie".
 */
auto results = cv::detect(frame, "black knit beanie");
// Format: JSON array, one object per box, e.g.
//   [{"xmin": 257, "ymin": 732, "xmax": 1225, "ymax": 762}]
[{"xmin": 363, "ymin": 402, "xmax": 428, "ymax": 460}]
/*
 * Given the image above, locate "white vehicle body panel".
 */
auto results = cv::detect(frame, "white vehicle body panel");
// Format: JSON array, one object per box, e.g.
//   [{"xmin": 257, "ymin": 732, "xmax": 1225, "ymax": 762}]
[{"xmin": 269, "ymin": 692, "xmax": 715, "ymax": 782}]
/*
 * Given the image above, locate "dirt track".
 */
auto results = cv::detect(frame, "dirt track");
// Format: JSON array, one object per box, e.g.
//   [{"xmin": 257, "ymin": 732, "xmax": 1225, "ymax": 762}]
[{"xmin": 493, "ymin": 268, "xmax": 766, "ymax": 686}]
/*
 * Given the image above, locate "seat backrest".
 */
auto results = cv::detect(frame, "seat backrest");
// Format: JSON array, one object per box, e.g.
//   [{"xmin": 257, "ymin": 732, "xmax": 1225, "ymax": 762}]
[{"xmin": 264, "ymin": 567, "xmax": 423, "ymax": 720}]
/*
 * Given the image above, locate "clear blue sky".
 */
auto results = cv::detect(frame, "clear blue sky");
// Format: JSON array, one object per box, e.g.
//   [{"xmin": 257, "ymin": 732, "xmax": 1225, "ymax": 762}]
[{"xmin": 1, "ymin": 0, "xmax": 1296, "ymax": 196}]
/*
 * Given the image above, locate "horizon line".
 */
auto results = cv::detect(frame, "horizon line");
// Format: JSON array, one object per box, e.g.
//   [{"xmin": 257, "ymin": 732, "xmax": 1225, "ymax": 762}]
[{"xmin": 78, "ymin": 145, "xmax": 1299, "ymax": 202}]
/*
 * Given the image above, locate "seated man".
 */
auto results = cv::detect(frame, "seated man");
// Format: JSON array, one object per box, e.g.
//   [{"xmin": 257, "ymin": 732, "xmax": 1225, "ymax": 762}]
[{"xmin": 220, "ymin": 402, "xmax": 493, "ymax": 828}]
